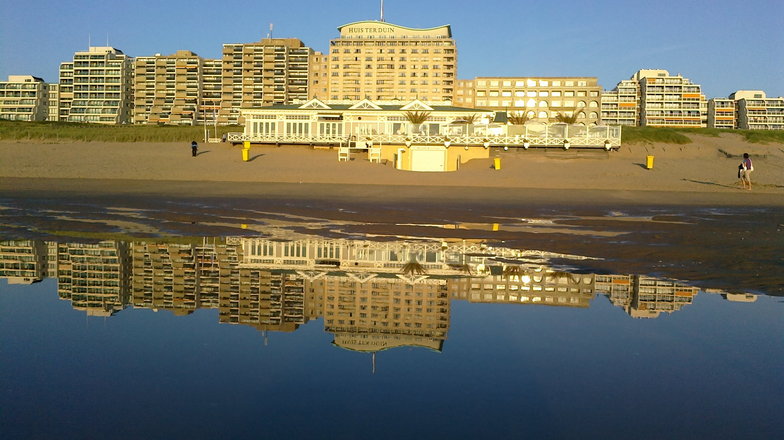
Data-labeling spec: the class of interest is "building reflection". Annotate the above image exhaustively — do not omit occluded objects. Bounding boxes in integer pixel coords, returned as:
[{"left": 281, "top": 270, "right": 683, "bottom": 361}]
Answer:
[{"left": 1, "top": 236, "right": 728, "bottom": 351}]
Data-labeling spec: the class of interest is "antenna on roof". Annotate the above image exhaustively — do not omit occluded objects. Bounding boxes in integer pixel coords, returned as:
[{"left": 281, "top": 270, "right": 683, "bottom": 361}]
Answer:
[
  {"left": 380, "top": 0, "right": 385, "bottom": 22},
  {"left": 88, "top": 33, "right": 91, "bottom": 49},
  {"left": 267, "top": 23, "right": 274, "bottom": 39},
  {"left": 106, "top": 33, "right": 109, "bottom": 47}
]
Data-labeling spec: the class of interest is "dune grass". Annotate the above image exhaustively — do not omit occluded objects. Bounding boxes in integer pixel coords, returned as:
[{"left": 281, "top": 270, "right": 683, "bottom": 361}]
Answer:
[
  {"left": 0, "top": 120, "right": 240, "bottom": 142},
  {"left": 620, "top": 126, "right": 693, "bottom": 145},
  {"left": 621, "top": 126, "right": 784, "bottom": 145}
]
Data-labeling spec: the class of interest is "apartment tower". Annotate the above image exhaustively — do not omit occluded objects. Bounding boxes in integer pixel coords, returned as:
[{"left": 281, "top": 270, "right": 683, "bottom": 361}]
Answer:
[
  {"left": 732, "top": 90, "right": 784, "bottom": 130},
  {"left": 218, "top": 37, "right": 313, "bottom": 125},
  {"left": 58, "top": 47, "right": 133, "bottom": 124},
  {"left": 133, "top": 51, "right": 204, "bottom": 125},
  {"left": 602, "top": 69, "right": 707, "bottom": 127}
]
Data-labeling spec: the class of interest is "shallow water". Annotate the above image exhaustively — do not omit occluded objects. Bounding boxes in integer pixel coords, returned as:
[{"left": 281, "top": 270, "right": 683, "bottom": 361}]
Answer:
[{"left": 0, "top": 194, "right": 783, "bottom": 438}]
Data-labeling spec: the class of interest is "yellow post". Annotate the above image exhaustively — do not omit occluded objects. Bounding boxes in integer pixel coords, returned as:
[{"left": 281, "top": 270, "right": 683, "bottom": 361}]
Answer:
[
  {"left": 494, "top": 157, "right": 501, "bottom": 170},
  {"left": 646, "top": 155, "right": 654, "bottom": 169},
  {"left": 242, "top": 141, "right": 251, "bottom": 162}
]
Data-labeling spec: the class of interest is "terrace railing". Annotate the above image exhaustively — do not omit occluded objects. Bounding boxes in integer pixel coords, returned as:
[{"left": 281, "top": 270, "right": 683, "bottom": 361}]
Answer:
[{"left": 227, "top": 123, "right": 622, "bottom": 149}]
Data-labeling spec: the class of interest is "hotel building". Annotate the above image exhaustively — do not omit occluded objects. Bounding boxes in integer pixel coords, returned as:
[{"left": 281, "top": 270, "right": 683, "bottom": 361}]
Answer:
[
  {"left": 0, "top": 75, "right": 49, "bottom": 121},
  {"left": 732, "top": 90, "right": 784, "bottom": 130},
  {"left": 132, "top": 51, "right": 204, "bottom": 125},
  {"left": 218, "top": 37, "right": 314, "bottom": 125},
  {"left": 454, "top": 77, "right": 603, "bottom": 125},
  {"left": 602, "top": 69, "right": 707, "bottom": 127},
  {"left": 319, "top": 275, "right": 450, "bottom": 353},
  {"left": 325, "top": 21, "right": 456, "bottom": 103},
  {"left": 58, "top": 47, "right": 133, "bottom": 124}
]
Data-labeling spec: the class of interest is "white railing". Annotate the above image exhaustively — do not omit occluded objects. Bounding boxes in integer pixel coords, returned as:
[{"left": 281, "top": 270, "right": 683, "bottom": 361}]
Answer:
[{"left": 228, "top": 124, "right": 622, "bottom": 149}]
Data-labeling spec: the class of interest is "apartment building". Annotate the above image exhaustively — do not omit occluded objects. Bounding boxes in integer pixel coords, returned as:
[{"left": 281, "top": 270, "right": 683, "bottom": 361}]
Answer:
[
  {"left": 707, "top": 97, "right": 736, "bottom": 129},
  {"left": 200, "top": 58, "right": 222, "bottom": 124},
  {"left": 326, "top": 21, "right": 456, "bottom": 103},
  {"left": 448, "top": 268, "right": 596, "bottom": 307},
  {"left": 218, "top": 37, "right": 313, "bottom": 125},
  {"left": 637, "top": 70, "right": 706, "bottom": 127},
  {"left": 602, "top": 69, "right": 707, "bottom": 127},
  {"left": 600, "top": 78, "right": 639, "bottom": 126},
  {"left": 130, "top": 242, "right": 199, "bottom": 315},
  {"left": 0, "top": 75, "right": 49, "bottom": 121},
  {"left": 58, "top": 47, "right": 133, "bottom": 124},
  {"left": 47, "top": 83, "right": 59, "bottom": 121},
  {"left": 133, "top": 51, "right": 204, "bottom": 125},
  {"left": 0, "top": 240, "right": 47, "bottom": 284},
  {"left": 56, "top": 241, "right": 131, "bottom": 316},
  {"left": 732, "top": 90, "right": 784, "bottom": 130},
  {"left": 454, "top": 76, "right": 603, "bottom": 125},
  {"left": 308, "top": 51, "right": 329, "bottom": 100}
]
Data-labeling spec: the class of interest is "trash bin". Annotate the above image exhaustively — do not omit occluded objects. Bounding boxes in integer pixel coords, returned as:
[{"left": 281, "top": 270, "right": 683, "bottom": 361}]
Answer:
[
  {"left": 494, "top": 158, "right": 501, "bottom": 170},
  {"left": 242, "top": 141, "right": 251, "bottom": 162},
  {"left": 646, "top": 155, "right": 654, "bottom": 169}
]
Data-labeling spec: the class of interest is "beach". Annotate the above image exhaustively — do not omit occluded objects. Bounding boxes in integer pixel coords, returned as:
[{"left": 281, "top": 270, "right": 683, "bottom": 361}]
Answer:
[
  {"left": 1, "top": 133, "right": 783, "bottom": 206},
  {"left": 1, "top": 133, "right": 784, "bottom": 296}
]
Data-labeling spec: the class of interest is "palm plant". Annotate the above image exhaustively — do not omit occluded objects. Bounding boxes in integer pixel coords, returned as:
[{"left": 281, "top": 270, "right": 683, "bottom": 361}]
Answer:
[
  {"left": 502, "top": 265, "right": 524, "bottom": 278},
  {"left": 553, "top": 112, "right": 579, "bottom": 124},
  {"left": 400, "top": 259, "right": 427, "bottom": 275},
  {"left": 404, "top": 111, "right": 431, "bottom": 134},
  {"left": 507, "top": 111, "right": 531, "bottom": 125}
]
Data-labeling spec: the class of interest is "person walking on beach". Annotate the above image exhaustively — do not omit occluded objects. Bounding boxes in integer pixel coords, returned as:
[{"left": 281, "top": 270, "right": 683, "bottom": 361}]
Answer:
[
  {"left": 191, "top": 140, "right": 198, "bottom": 157},
  {"left": 739, "top": 152, "right": 753, "bottom": 190}
]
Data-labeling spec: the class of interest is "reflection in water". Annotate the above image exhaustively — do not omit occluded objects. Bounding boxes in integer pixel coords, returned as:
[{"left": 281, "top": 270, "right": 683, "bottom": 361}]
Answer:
[{"left": 0, "top": 238, "right": 754, "bottom": 353}]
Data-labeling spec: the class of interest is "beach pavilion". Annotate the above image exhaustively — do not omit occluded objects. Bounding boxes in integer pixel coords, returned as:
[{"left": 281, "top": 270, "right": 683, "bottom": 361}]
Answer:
[{"left": 228, "top": 98, "right": 621, "bottom": 172}]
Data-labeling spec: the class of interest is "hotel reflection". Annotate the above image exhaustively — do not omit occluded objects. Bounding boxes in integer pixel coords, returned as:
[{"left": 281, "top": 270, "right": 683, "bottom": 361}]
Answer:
[{"left": 2, "top": 237, "right": 735, "bottom": 351}]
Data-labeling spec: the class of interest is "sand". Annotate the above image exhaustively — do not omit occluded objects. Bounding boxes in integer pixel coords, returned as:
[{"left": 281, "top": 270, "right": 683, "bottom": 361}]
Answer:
[{"left": 1, "top": 133, "right": 783, "bottom": 206}]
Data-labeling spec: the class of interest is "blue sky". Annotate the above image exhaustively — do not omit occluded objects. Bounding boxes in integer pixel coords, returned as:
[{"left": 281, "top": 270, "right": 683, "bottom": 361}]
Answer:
[{"left": 1, "top": 0, "right": 782, "bottom": 98}]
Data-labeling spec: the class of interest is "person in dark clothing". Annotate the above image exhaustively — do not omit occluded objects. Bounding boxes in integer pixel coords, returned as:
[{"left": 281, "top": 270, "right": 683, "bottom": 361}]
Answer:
[{"left": 191, "top": 141, "right": 198, "bottom": 157}]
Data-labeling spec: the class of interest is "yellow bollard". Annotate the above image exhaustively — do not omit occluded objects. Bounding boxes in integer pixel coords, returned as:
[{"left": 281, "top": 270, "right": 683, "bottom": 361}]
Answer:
[
  {"left": 494, "top": 157, "right": 501, "bottom": 170},
  {"left": 492, "top": 223, "right": 499, "bottom": 231},
  {"left": 646, "top": 155, "right": 654, "bottom": 169}
]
